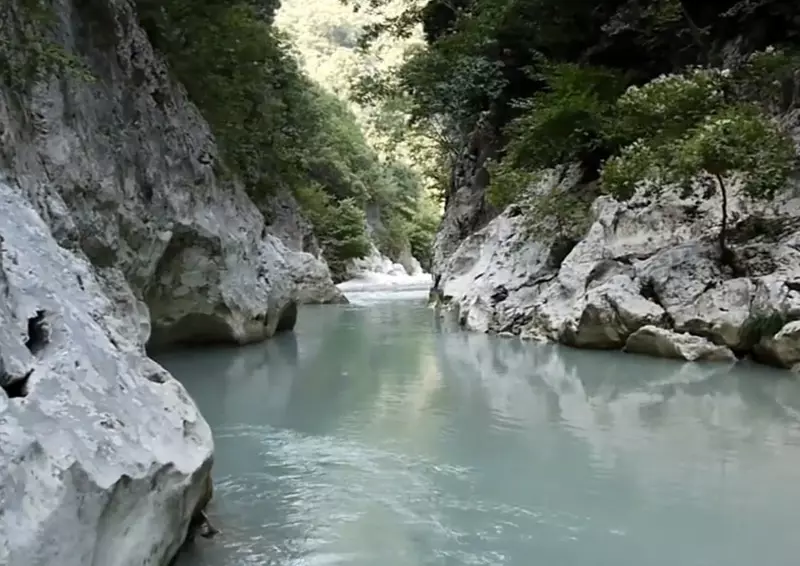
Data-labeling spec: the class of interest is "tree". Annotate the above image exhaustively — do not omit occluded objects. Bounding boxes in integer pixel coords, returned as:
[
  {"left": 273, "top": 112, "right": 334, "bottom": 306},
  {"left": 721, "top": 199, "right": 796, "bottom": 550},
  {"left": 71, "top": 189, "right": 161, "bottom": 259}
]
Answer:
[
  {"left": 601, "top": 58, "right": 795, "bottom": 265},
  {"left": 486, "top": 61, "right": 625, "bottom": 209}
]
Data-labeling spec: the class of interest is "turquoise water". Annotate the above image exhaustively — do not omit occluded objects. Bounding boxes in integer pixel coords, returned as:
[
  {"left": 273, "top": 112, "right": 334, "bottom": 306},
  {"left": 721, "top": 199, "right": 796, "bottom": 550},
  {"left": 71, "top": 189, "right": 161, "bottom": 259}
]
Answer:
[{"left": 161, "top": 290, "right": 800, "bottom": 566}]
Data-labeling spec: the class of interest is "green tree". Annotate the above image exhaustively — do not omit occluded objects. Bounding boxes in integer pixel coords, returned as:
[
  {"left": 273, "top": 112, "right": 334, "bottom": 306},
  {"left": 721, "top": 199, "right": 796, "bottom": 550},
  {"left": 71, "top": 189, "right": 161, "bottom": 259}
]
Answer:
[
  {"left": 296, "top": 184, "right": 372, "bottom": 280},
  {"left": 601, "top": 60, "right": 795, "bottom": 264},
  {"left": 486, "top": 61, "right": 625, "bottom": 208}
]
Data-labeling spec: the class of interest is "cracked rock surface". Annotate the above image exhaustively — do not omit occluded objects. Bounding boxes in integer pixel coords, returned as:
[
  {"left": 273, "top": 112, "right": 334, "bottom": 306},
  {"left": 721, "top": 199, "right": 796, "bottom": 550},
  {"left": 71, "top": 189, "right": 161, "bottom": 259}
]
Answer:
[{"left": 437, "top": 173, "right": 800, "bottom": 369}]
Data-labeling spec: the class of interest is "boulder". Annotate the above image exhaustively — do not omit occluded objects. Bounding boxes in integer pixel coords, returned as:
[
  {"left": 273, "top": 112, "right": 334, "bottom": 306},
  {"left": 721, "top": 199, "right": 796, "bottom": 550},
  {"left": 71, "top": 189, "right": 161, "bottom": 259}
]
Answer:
[
  {"left": 625, "top": 326, "right": 737, "bottom": 362},
  {"left": 286, "top": 251, "right": 348, "bottom": 305},
  {"left": 753, "top": 321, "right": 800, "bottom": 369},
  {"left": 561, "top": 275, "right": 668, "bottom": 349},
  {"left": 0, "top": 182, "right": 213, "bottom": 566}
]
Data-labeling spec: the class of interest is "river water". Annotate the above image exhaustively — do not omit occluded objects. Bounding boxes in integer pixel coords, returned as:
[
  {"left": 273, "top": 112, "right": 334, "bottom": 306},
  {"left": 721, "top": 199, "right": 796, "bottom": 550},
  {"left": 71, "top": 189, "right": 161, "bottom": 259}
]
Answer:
[{"left": 160, "top": 288, "right": 800, "bottom": 566}]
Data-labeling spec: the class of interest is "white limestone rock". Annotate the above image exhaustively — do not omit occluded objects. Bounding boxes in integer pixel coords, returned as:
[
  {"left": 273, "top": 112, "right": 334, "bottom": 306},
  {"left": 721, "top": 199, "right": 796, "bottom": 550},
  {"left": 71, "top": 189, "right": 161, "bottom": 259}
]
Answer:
[
  {"left": 625, "top": 326, "right": 737, "bottom": 362},
  {"left": 286, "top": 250, "right": 348, "bottom": 305},
  {"left": 753, "top": 321, "right": 800, "bottom": 369},
  {"left": 0, "top": 182, "right": 213, "bottom": 566},
  {"left": 437, "top": 173, "right": 800, "bottom": 366}
]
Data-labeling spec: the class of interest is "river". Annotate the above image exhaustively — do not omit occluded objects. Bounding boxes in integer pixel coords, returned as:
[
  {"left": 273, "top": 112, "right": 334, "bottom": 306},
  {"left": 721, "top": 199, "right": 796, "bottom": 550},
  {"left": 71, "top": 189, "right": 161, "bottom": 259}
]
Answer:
[{"left": 159, "top": 287, "right": 800, "bottom": 566}]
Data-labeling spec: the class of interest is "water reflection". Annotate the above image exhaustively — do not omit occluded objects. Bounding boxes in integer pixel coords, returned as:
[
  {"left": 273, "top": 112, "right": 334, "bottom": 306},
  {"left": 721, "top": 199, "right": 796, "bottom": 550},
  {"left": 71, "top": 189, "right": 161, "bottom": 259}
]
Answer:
[{"left": 160, "top": 295, "right": 800, "bottom": 566}]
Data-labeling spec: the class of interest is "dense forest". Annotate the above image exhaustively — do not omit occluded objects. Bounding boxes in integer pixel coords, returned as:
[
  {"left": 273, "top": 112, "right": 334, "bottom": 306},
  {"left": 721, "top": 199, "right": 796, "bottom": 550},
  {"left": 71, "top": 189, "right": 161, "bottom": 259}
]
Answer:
[
  {"left": 132, "top": 0, "right": 439, "bottom": 278},
  {"left": 350, "top": 0, "right": 800, "bottom": 266}
]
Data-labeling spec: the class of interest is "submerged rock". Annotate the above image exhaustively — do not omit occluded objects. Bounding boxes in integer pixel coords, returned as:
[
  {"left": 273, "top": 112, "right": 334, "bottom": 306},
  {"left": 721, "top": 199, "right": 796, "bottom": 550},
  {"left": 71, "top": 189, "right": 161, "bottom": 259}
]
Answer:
[{"left": 0, "top": 182, "right": 214, "bottom": 566}]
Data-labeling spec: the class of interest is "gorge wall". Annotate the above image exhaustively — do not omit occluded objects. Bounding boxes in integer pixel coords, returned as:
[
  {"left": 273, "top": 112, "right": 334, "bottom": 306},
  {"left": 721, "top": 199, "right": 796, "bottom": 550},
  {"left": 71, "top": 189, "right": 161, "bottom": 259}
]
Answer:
[
  {"left": 435, "top": 164, "right": 800, "bottom": 368},
  {"left": 0, "top": 0, "right": 340, "bottom": 563},
  {"left": 413, "top": 0, "right": 800, "bottom": 370}
]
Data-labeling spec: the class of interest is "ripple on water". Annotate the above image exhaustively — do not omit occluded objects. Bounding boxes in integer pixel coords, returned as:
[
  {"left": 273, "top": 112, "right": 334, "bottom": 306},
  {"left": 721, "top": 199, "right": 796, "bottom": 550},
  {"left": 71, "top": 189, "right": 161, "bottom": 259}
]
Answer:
[{"left": 199, "top": 424, "right": 598, "bottom": 566}]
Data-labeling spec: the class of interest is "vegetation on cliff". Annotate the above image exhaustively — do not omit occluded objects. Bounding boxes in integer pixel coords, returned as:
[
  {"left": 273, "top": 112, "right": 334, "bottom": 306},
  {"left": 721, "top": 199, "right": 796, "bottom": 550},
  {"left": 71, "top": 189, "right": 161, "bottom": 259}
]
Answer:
[
  {"left": 349, "top": 0, "right": 800, "bottom": 260},
  {"left": 276, "top": 0, "right": 441, "bottom": 270},
  {"left": 134, "top": 0, "right": 438, "bottom": 278},
  {"left": 0, "top": 0, "right": 90, "bottom": 89}
]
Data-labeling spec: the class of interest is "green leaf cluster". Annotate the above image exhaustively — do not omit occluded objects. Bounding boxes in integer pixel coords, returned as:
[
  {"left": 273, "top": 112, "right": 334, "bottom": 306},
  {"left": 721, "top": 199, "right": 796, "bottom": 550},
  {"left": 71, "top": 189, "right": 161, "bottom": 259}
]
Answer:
[
  {"left": 602, "top": 63, "right": 795, "bottom": 202},
  {"left": 136, "top": 0, "right": 439, "bottom": 273},
  {"left": 487, "top": 62, "right": 625, "bottom": 208},
  {"left": 1, "top": 0, "right": 91, "bottom": 89},
  {"left": 601, "top": 56, "right": 796, "bottom": 255},
  {"left": 296, "top": 184, "right": 372, "bottom": 280}
]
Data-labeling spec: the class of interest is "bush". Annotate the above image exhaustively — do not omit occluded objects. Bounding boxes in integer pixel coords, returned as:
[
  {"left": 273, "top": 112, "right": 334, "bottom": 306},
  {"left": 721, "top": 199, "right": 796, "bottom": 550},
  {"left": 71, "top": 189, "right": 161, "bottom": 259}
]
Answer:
[
  {"left": 601, "top": 53, "right": 796, "bottom": 260},
  {"left": 486, "top": 62, "right": 624, "bottom": 209},
  {"left": 295, "top": 184, "right": 371, "bottom": 280}
]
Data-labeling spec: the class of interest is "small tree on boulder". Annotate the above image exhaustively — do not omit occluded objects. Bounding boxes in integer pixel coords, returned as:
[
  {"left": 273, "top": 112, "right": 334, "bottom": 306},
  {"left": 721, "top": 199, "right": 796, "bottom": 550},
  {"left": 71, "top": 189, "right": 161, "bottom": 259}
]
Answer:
[{"left": 601, "top": 56, "right": 796, "bottom": 267}]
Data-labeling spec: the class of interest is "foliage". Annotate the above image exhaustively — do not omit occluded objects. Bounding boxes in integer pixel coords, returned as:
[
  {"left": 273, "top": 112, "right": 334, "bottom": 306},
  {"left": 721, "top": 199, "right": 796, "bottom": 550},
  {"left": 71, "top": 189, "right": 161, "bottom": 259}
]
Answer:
[
  {"left": 296, "top": 184, "right": 372, "bottom": 280},
  {"left": 487, "top": 62, "right": 625, "bottom": 208},
  {"left": 136, "top": 0, "right": 314, "bottom": 195},
  {"left": 349, "top": 0, "right": 799, "bottom": 243},
  {"left": 1, "top": 0, "right": 91, "bottom": 89},
  {"left": 601, "top": 56, "right": 796, "bottom": 256},
  {"left": 730, "top": 46, "right": 800, "bottom": 113}
]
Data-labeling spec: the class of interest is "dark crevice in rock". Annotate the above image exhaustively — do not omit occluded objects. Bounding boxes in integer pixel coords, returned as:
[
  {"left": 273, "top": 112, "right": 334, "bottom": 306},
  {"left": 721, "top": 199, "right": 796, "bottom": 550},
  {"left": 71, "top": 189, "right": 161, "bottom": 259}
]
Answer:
[
  {"left": 517, "top": 272, "right": 557, "bottom": 290},
  {"left": 547, "top": 236, "right": 578, "bottom": 269},
  {"left": 491, "top": 285, "right": 508, "bottom": 303},
  {"left": 275, "top": 301, "right": 298, "bottom": 333},
  {"left": 1, "top": 368, "right": 33, "bottom": 398},
  {"left": 720, "top": 246, "right": 747, "bottom": 278},
  {"left": 639, "top": 278, "right": 676, "bottom": 328},
  {"left": 146, "top": 371, "right": 167, "bottom": 384},
  {"left": 25, "top": 310, "right": 49, "bottom": 355}
]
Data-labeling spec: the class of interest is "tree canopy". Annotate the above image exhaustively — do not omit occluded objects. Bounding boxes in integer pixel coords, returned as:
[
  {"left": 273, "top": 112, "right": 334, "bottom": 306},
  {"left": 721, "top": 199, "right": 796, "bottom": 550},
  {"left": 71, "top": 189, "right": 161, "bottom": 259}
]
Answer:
[
  {"left": 132, "top": 0, "right": 441, "bottom": 279},
  {"left": 347, "top": 0, "right": 799, "bottom": 258}
]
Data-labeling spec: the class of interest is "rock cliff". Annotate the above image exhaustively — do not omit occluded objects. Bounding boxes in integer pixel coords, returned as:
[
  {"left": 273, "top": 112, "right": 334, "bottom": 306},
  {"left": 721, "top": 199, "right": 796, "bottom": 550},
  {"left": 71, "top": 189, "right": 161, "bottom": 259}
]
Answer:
[
  {"left": 0, "top": 0, "right": 335, "bottom": 563},
  {"left": 0, "top": 179, "right": 213, "bottom": 566},
  {"left": 431, "top": 113, "right": 498, "bottom": 282},
  {"left": 436, "top": 163, "right": 800, "bottom": 370}
]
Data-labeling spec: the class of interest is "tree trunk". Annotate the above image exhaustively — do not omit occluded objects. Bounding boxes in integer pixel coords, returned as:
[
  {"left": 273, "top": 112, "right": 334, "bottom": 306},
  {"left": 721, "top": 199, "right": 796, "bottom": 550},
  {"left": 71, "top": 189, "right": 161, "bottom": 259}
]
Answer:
[{"left": 715, "top": 173, "right": 732, "bottom": 265}]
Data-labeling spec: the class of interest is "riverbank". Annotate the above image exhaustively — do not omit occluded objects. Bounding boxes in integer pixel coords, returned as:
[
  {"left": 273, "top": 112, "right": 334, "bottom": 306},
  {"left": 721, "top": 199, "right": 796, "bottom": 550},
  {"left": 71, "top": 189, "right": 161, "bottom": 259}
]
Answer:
[{"left": 434, "top": 170, "right": 800, "bottom": 371}]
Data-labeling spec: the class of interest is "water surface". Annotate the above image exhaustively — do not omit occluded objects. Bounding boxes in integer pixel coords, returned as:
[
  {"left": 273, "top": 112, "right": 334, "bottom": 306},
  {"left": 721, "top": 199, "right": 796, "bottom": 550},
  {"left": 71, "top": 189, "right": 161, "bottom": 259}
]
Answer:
[{"left": 160, "top": 290, "right": 800, "bottom": 566}]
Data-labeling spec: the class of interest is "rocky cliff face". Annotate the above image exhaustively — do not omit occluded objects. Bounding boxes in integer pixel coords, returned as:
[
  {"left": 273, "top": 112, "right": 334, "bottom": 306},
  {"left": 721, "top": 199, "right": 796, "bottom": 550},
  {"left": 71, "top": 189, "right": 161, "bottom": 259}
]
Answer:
[
  {"left": 436, "top": 162, "right": 800, "bottom": 370},
  {"left": 0, "top": 179, "right": 213, "bottom": 566},
  {"left": 0, "top": 0, "right": 336, "bottom": 563},
  {"left": 431, "top": 113, "right": 498, "bottom": 283}
]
